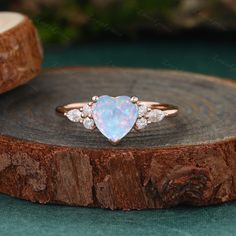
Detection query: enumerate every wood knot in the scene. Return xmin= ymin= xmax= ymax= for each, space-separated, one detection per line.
xmin=145 ymin=164 xmax=214 ymax=207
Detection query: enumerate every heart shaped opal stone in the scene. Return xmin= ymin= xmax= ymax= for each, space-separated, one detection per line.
xmin=92 ymin=95 xmax=138 ymax=143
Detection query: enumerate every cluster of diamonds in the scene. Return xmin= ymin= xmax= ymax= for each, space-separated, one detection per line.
xmin=64 ymin=96 xmax=98 ymax=130
xmin=134 ymin=97 xmax=166 ymax=130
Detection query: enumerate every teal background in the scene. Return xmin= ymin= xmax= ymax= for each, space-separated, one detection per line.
xmin=1 ymin=40 xmax=236 ymax=236
xmin=44 ymin=40 xmax=236 ymax=80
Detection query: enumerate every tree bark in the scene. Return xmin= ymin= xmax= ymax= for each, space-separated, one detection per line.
xmin=0 ymin=12 xmax=42 ymax=93
xmin=0 ymin=67 xmax=236 ymax=210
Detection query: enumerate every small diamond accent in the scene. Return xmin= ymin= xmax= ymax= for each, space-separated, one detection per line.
xmin=136 ymin=117 xmax=148 ymax=130
xmin=83 ymin=104 xmax=92 ymax=117
xmin=83 ymin=117 xmax=95 ymax=129
xmin=138 ymin=105 xmax=148 ymax=117
xmin=147 ymin=109 xmax=165 ymax=123
xmin=65 ymin=109 xmax=81 ymax=122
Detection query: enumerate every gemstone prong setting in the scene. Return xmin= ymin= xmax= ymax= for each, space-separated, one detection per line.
xmin=92 ymin=96 xmax=99 ymax=102
xmin=131 ymin=96 xmax=138 ymax=103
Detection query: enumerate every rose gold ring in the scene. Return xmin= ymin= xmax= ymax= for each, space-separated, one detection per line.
xmin=56 ymin=95 xmax=178 ymax=144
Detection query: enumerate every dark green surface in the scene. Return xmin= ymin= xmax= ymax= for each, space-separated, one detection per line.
xmin=1 ymin=194 xmax=236 ymax=236
xmin=1 ymin=40 xmax=236 ymax=236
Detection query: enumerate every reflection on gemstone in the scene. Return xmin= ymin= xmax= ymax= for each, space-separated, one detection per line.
xmin=92 ymin=95 xmax=138 ymax=142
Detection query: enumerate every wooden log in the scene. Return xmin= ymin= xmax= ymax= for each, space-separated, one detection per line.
xmin=0 ymin=12 xmax=42 ymax=93
xmin=0 ymin=67 xmax=236 ymax=210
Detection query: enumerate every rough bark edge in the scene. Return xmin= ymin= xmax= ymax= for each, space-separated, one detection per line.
xmin=0 ymin=14 xmax=43 ymax=93
xmin=0 ymin=135 xmax=235 ymax=210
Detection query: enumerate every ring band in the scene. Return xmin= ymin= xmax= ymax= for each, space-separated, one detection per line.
xmin=56 ymin=102 xmax=178 ymax=117
xmin=56 ymin=95 xmax=178 ymax=144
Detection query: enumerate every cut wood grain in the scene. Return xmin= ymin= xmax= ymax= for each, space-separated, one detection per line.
xmin=0 ymin=67 xmax=236 ymax=210
xmin=0 ymin=12 xmax=42 ymax=93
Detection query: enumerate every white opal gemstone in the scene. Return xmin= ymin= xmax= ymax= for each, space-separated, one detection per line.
xmin=92 ymin=95 xmax=138 ymax=142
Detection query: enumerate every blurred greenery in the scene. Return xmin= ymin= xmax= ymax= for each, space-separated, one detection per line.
xmin=1 ymin=0 xmax=236 ymax=44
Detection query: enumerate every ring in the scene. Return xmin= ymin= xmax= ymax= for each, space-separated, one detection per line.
xmin=56 ymin=95 xmax=178 ymax=144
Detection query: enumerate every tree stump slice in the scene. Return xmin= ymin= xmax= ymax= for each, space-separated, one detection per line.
xmin=0 ymin=12 xmax=43 ymax=93
xmin=0 ymin=67 xmax=236 ymax=210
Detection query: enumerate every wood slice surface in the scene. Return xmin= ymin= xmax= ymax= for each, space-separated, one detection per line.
xmin=0 ymin=67 xmax=236 ymax=210
xmin=0 ymin=12 xmax=43 ymax=93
